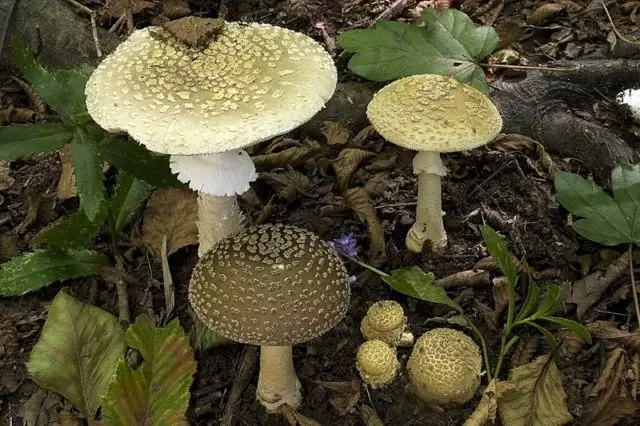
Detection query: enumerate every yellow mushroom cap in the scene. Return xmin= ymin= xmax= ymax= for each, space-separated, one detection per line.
xmin=360 ymin=300 xmax=406 ymax=345
xmin=85 ymin=22 xmax=337 ymax=156
xmin=366 ymin=74 xmax=502 ymax=153
xmin=188 ymin=224 xmax=350 ymax=346
xmin=355 ymin=340 xmax=398 ymax=389
xmin=407 ymin=328 xmax=482 ymax=405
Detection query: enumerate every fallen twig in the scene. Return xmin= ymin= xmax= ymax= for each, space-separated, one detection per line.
xmin=65 ymin=0 xmax=102 ymax=57
xmin=220 ymin=345 xmax=259 ymax=426
xmin=436 ymin=269 xmax=491 ymax=288
xmin=370 ymin=0 xmax=417 ymax=27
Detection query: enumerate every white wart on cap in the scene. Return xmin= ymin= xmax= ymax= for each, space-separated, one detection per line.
xmin=85 ymin=22 xmax=337 ymax=155
xmin=189 ymin=223 xmax=351 ymax=345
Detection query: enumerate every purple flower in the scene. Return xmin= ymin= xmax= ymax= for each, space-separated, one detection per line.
xmin=327 ymin=233 xmax=358 ymax=257
xmin=348 ymin=275 xmax=357 ymax=285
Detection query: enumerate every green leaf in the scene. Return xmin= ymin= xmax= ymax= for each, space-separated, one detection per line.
xmin=503 ymin=335 xmax=520 ymax=357
xmin=534 ymin=286 xmax=561 ymax=318
xmin=193 ymin=314 xmax=232 ymax=351
xmin=12 ymin=38 xmax=89 ymax=121
xmin=34 ymin=210 xmax=106 ymax=249
xmin=554 ymin=171 xmax=634 ymax=245
xmin=527 ymin=321 xmax=559 ymax=352
xmin=110 ymin=172 xmax=154 ymax=233
xmin=98 ymin=138 xmax=183 ymax=188
xmin=0 ymin=249 xmax=107 ymax=297
xmin=515 ymin=282 xmax=540 ymax=323
xmin=480 ymin=225 xmax=518 ymax=291
xmin=539 ymin=316 xmax=592 ymax=344
xmin=0 ymin=123 xmax=73 ymax=161
xmin=612 ymin=164 xmax=640 ymax=241
xmin=337 ymin=9 xmax=497 ymax=93
xmin=27 ymin=291 xmax=125 ymax=419
xmin=102 ymin=315 xmax=197 ymax=426
xmin=382 ymin=266 xmax=462 ymax=312
xmin=71 ymin=126 xmax=105 ymax=221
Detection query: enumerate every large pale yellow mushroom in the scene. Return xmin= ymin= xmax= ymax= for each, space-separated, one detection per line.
xmin=407 ymin=328 xmax=482 ymax=405
xmin=189 ymin=224 xmax=350 ymax=412
xmin=366 ymin=74 xmax=502 ymax=253
xmin=85 ymin=21 xmax=337 ymax=255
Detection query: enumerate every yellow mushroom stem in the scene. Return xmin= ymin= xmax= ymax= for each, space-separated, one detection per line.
xmin=196 ymin=193 xmax=244 ymax=256
xmin=256 ymin=345 xmax=302 ymax=412
xmin=406 ymin=151 xmax=448 ymax=253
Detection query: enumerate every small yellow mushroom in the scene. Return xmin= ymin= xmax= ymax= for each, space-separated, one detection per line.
xmin=407 ymin=328 xmax=482 ymax=405
xmin=360 ymin=300 xmax=413 ymax=346
xmin=355 ymin=340 xmax=399 ymax=389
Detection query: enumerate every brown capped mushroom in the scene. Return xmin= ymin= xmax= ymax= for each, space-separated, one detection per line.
xmin=189 ymin=224 xmax=350 ymax=412
xmin=367 ymin=74 xmax=502 ymax=253
xmin=85 ymin=21 xmax=337 ymax=255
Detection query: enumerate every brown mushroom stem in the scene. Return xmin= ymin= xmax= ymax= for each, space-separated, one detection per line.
xmin=256 ymin=345 xmax=302 ymax=412
xmin=197 ymin=194 xmax=244 ymax=256
xmin=406 ymin=151 xmax=448 ymax=253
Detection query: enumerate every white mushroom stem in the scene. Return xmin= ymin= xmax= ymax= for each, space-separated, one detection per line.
xmin=406 ymin=151 xmax=448 ymax=253
xmin=256 ymin=345 xmax=302 ymax=412
xmin=196 ymin=194 xmax=244 ymax=256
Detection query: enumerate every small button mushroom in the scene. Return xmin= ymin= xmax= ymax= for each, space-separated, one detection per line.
xmin=407 ymin=328 xmax=482 ymax=405
xmin=85 ymin=21 xmax=337 ymax=255
xmin=355 ymin=340 xmax=399 ymax=389
xmin=366 ymin=74 xmax=502 ymax=253
xmin=188 ymin=224 xmax=350 ymax=412
xmin=360 ymin=300 xmax=413 ymax=347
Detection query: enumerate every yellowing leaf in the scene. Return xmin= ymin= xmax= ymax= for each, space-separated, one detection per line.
xmin=322 ymin=121 xmax=350 ymax=146
xmin=102 ymin=315 xmax=196 ymax=426
xmin=333 ymin=148 xmax=375 ymax=191
xmin=141 ymin=188 xmax=198 ymax=257
xmin=464 ymin=379 xmax=513 ymax=426
xmin=499 ymin=355 xmax=572 ymax=426
xmin=343 ymin=187 xmax=386 ymax=265
xmin=27 ymin=291 xmax=125 ymax=419
xmin=587 ymin=321 xmax=640 ymax=353
xmin=57 ymin=144 xmax=77 ymax=200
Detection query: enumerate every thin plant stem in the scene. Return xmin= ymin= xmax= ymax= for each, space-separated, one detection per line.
xmin=342 ymin=254 xmax=390 ymax=278
xmin=466 ymin=319 xmax=493 ymax=382
xmin=628 ymin=244 xmax=640 ymax=327
xmin=493 ymin=332 xmax=508 ymax=379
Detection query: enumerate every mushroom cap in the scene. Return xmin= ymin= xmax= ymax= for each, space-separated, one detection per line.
xmin=366 ymin=74 xmax=502 ymax=153
xmin=407 ymin=328 xmax=482 ymax=405
xmin=85 ymin=22 xmax=337 ymax=156
xmin=360 ymin=300 xmax=407 ymax=345
xmin=355 ymin=340 xmax=398 ymax=389
xmin=189 ymin=224 xmax=351 ymax=346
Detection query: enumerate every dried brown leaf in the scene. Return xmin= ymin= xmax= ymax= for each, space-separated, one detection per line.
xmin=333 ymin=148 xmax=375 ymax=191
xmin=562 ymin=251 xmax=629 ymax=320
xmin=322 ymin=121 xmax=350 ymax=146
xmin=464 ymin=379 xmax=513 ymax=426
xmin=475 ymin=299 xmax=498 ymax=330
xmin=141 ymin=188 xmax=198 ymax=257
xmin=160 ymin=16 xmax=226 ymax=48
xmin=364 ymin=155 xmax=396 ymax=173
xmin=162 ymin=0 xmax=191 ymax=19
xmin=352 ymin=125 xmax=377 ymax=146
xmin=277 ymin=404 xmax=322 ymax=426
xmin=318 ymin=379 xmax=360 ymax=415
xmin=343 ymin=187 xmax=386 ymax=266
xmin=0 ymin=161 xmax=14 ymax=191
xmin=57 ymin=144 xmax=77 ymax=200
xmin=103 ymin=0 xmax=154 ymax=19
xmin=511 ymin=337 xmax=538 ymax=367
xmin=253 ymin=140 xmax=321 ymax=170
xmin=259 ymin=170 xmax=310 ymax=201
xmin=557 ymin=329 xmax=584 ymax=360
xmin=360 ymin=404 xmax=384 ymax=426
xmin=11 ymin=77 xmax=46 ymax=114
xmin=492 ymin=276 xmax=509 ymax=317
xmin=587 ymin=321 xmax=640 ymax=353
xmin=363 ymin=172 xmax=393 ymax=197
xmin=526 ymin=3 xmax=566 ymax=25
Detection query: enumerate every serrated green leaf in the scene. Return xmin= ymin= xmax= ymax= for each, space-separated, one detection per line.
xmin=12 ymin=38 xmax=89 ymax=121
xmin=98 ymin=138 xmax=183 ymax=188
xmin=540 ymin=316 xmax=592 ymax=344
xmin=0 ymin=123 xmax=73 ymax=160
xmin=554 ymin=171 xmax=633 ymax=245
xmin=102 ymin=315 xmax=196 ymax=426
xmin=337 ymin=9 xmax=497 ymax=93
xmin=35 ymin=210 xmax=106 ymax=249
xmin=0 ymin=249 xmax=107 ymax=297
xmin=110 ymin=172 xmax=153 ymax=233
xmin=27 ymin=291 xmax=124 ymax=419
xmin=72 ymin=126 xmax=104 ymax=221
xmin=382 ymin=266 xmax=462 ymax=312
xmin=480 ymin=225 xmax=518 ymax=291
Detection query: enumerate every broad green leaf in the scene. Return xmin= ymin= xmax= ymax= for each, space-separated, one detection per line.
xmin=34 ymin=210 xmax=106 ymax=249
xmin=527 ymin=322 xmax=559 ymax=352
xmin=554 ymin=171 xmax=633 ymax=245
xmin=480 ymin=225 xmax=517 ymax=291
xmin=515 ymin=282 xmax=539 ymax=323
xmin=540 ymin=316 xmax=592 ymax=344
xmin=0 ymin=249 xmax=107 ymax=297
xmin=499 ymin=355 xmax=572 ymax=426
xmin=98 ymin=138 xmax=183 ymax=188
xmin=102 ymin=315 xmax=196 ymax=426
xmin=382 ymin=266 xmax=462 ymax=312
xmin=612 ymin=164 xmax=640 ymax=240
xmin=532 ymin=286 xmax=561 ymax=318
xmin=27 ymin=291 xmax=125 ymax=419
xmin=72 ymin=126 xmax=105 ymax=221
xmin=12 ymin=38 xmax=89 ymax=121
xmin=110 ymin=171 xmax=153 ymax=233
xmin=0 ymin=123 xmax=73 ymax=160
xmin=337 ymin=9 xmax=497 ymax=93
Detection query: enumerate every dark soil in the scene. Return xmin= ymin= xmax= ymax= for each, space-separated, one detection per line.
xmin=1 ymin=0 xmax=639 ymax=425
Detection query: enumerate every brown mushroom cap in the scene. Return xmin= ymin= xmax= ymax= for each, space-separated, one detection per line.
xmin=366 ymin=74 xmax=502 ymax=153
xmin=189 ymin=224 xmax=351 ymax=345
